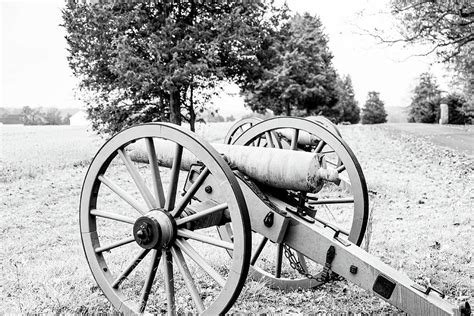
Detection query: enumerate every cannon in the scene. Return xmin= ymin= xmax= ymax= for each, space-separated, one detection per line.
xmin=80 ymin=117 xmax=470 ymax=315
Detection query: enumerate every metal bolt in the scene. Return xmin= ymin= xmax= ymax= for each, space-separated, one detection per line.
xmin=204 ymin=186 xmax=213 ymax=193
xmin=350 ymin=265 xmax=358 ymax=274
xmin=263 ymin=212 xmax=274 ymax=227
xmin=137 ymin=229 xmax=146 ymax=239
xmin=136 ymin=223 xmax=150 ymax=244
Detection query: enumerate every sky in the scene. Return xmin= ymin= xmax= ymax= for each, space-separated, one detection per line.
xmin=0 ymin=0 xmax=450 ymax=116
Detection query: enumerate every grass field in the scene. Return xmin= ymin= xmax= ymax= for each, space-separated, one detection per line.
xmin=0 ymin=122 xmax=472 ymax=313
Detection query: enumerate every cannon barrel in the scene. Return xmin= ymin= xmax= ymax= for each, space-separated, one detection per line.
xmin=276 ymin=129 xmax=319 ymax=146
xmin=129 ymin=142 xmax=339 ymax=193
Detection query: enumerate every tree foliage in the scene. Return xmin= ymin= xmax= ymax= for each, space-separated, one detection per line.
xmin=21 ymin=106 xmax=45 ymax=125
xmin=20 ymin=106 xmax=70 ymax=125
xmin=334 ymin=74 xmax=360 ymax=124
xmin=390 ymin=0 xmax=473 ymax=62
xmin=361 ymin=91 xmax=387 ymax=124
xmin=408 ymin=72 xmax=441 ymax=123
xmin=443 ymin=93 xmax=471 ymax=124
xmin=242 ymin=12 xmax=338 ymax=117
xmin=388 ymin=0 xmax=474 ymax=108
xmin=63 ymin=2 xmax=286 ymax=135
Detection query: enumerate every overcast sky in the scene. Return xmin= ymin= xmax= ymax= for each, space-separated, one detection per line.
xmin=0 ymin=0 xmax=450 ymax=115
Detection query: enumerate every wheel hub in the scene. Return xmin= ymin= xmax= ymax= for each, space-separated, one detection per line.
xmin=133 ymin=210 xmax=176 ymax=249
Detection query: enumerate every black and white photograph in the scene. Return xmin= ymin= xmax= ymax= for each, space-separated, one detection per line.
xmin=1 ymin=0 xmax=472 ymax=314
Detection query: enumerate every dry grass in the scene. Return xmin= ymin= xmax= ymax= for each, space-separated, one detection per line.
xmin=0 ymin=122 xmax=472 ymax=313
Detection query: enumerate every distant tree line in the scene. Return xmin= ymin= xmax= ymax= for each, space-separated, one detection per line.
xmin=19 ymin=106 xmax=71 ymax=125
xmin=408 ymin=72 xmax=472 ymax=124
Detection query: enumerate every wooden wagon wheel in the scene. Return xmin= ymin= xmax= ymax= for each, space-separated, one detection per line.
xmin=80 ymin=123 xmax=251 ymax=314
xmin=222 ymin=117 xmax=368 ymax=290
xmin=224 ymin=117 xmax=263 ymax=145
xmin=306 ymin=116 xmax=342 ymax=138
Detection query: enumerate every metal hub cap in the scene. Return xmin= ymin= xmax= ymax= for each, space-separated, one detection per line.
xmin=133 ymin=210 xmax=176 ymax=249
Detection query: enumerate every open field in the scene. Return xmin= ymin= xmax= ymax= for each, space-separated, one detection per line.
xmin=0 ymin=122 xmax=472 ymax=313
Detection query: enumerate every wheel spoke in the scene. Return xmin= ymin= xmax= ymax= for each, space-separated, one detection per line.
xmin=139 ymin=249 xmax=162 ymax=313
xmin=163 ymin=250 xmax=176 ymax=315
xmin=165 ymin=144 xmax=183 ymax=211
xmin=176 ymin=238 xmax=226 ymax=287
xmin=250 ymin=237 xmax=268 ymax=265
xmin=178 ymin=228 xmax=234 ymax=250
xmin=98 ymin=175 xmax=147 ymax=215
xmin=171 ymin=167 xmax=210 ymax=218
xmin=307 ymin=197 xmax=354 ymax=205
xmin=314 ymin=140 xmax=325 ymax=153
xmin=95 ymin=236 xmax=135 ymax=253
xmin=275 ymin=243 xmax=283 ymax=278
xmin=322 ymin=204 xmax=338 ymax=222
xmin=112 ymin=248 xmax=150 ymax=288
xmin=175 ymin=203 xmax=228 ymax=227
xmin=145 ymin=137 xmax=165 ymax=208
xmin=90 ymin=209 xmax=136 ymax=224
xmin=273 ymin=132 xmax=283 ymax=149
xmin=326 ymin=160 xmax=338 ymax=167
xmin=117 ymin=148 xmax=157 ymax=210
xmin=265 ymin=132 xmax=275 ymax=148
xmin=290 ymin=129 xmax=299 ymax=151
xmin=296 ymin=251 xmax=309 ymax=273
xmin=171 ymin=246 xmax=205 ymax=313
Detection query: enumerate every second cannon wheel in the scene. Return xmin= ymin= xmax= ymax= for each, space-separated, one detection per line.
xmin=224 ymin=117 xmax=368 ymax=290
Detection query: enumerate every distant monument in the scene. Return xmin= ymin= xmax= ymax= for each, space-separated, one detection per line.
xmin=439 ymin=103 xmax=448 ymax=124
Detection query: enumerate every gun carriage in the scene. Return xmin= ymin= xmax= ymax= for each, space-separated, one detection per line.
xmin=80 ymin=116 xmax=470 ymax=315
xmin=69 ymin=0 xmax=470 ymax=314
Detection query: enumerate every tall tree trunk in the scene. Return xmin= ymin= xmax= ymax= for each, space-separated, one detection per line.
xmin=169 ymin=89 xmax=181 ymax=125
xmin=286 ymin=103 xmax=291 ymax=116
xmin=189 ymin=85 xmax=195 ymax=132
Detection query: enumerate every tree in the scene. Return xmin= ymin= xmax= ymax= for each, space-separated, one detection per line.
xmin=63 ymin=2 xmax=286 ymax=135
xmin=385 ymin=1 xmax=474 ymax=109
xmin=21 ymin=106 xmax=44 ymax=125
xmin=408 ymin=72 xmax=441 ymax=123
xmin=443 ymin=93 xmax=471 ymax=124
xmin=242 ymin=12 xmax=338 ymax=117
xmin=450 ymin=47 xmax=474 ymax=110
xmin=44 ymin=108 xmax=64 ymax=125
xmin=361 ymin=91 xmax=387 ymax=124
xmin=389 ymin=0 xmax=473 ymax=62
xmin=334 ymin=74 xmax=360 ymax=124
